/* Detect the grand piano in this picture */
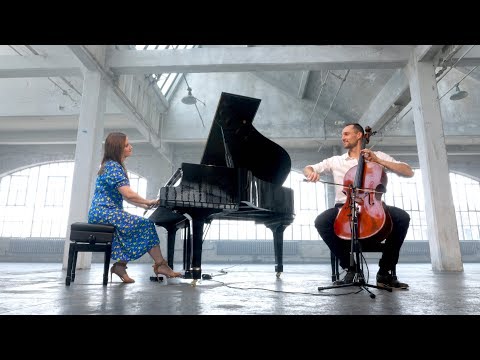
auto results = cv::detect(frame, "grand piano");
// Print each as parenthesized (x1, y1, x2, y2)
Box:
(147, 92, 295, 284)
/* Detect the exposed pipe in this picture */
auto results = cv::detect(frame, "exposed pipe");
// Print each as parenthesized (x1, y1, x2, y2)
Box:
(436, 45, 476, 83)
(308, 70, 331, 131)
(320, 69, 350, 137)
(381, 45, 477, 134)
(439, 65, 478, 100)
(22, 45, 81, 105)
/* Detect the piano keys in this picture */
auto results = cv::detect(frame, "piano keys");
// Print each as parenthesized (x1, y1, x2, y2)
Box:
(148, 92, 295, 284)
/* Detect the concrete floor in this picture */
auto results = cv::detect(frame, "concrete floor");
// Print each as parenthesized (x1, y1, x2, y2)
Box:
(1, 261, 480, 315)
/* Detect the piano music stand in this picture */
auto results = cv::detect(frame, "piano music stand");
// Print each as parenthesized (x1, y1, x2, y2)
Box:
(317, 185, 391, 299)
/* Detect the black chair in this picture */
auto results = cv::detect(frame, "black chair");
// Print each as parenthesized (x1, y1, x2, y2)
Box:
(330, 240, 396, 282)
(66, 222, 115, 286)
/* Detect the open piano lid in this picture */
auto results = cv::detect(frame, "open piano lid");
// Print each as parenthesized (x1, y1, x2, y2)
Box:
(200, 92, 291, 185)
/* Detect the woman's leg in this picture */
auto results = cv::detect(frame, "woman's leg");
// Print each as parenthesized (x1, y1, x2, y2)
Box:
(110, 260, 135, 283)
(148, 245, 182, 278)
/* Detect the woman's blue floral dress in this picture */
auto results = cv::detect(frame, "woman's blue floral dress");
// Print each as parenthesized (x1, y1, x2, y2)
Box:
(88, 160, 159, 262)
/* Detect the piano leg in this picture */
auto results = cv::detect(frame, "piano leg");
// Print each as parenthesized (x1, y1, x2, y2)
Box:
(165, 224, 177, 270)
(165, 219, 191, 271)
(190, 219, 204, 283)
(182, 221, 193, 279)
(267, 223, 288, 278)
(187, 210, 222, 285)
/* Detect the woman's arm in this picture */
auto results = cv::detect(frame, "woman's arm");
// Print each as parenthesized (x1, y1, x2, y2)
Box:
(118, 185, 158, 209)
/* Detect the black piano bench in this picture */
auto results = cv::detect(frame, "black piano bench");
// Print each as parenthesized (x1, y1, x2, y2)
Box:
(65, 222, 115, 286)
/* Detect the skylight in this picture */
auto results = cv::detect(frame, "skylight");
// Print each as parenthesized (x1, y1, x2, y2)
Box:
(135, 45, 196, 96)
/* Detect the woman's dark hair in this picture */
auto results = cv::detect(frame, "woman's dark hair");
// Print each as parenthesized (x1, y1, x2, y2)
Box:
(344, 122, 364, 135)
(98, 132, 128, 175)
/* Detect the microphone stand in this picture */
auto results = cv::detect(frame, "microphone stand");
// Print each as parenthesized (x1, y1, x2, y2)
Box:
(317, 185, 392, 298)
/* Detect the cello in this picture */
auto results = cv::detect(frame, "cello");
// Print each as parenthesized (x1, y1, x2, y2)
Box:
(333, 126, 392, 243)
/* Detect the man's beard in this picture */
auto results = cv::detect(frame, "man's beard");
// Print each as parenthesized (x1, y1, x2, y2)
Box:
(343, 141, 357, 149)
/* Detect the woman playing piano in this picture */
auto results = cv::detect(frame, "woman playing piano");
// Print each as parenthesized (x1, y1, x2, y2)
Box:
(88, 132, 182, 283)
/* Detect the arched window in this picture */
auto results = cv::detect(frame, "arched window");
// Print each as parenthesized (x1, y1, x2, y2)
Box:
(1, 163, 478, 242)
(204, 170, 328, 241)
(450, 172, 480, 240)
(384, 170, 480, 241)
(204, 169, 480, 242)
(0, 161, 147, 238)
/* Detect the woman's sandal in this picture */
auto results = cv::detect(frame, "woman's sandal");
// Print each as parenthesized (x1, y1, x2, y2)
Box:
(153, 260, 182, 280)
(110, 262, 135, 283)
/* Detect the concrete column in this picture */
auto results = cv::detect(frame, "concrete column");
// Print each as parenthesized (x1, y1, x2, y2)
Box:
(405, 51, 463, 272)
(62, 70, 107, 269)
(327, 146, 341, 207)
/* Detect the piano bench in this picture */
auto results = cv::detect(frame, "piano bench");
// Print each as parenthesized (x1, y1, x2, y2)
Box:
(66, 222, 115, 286)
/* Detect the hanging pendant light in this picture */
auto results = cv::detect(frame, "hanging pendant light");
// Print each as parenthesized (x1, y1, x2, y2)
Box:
(181, 87, 198, 105)
(450, 84, 469, 101)
(180, 75, 206, 127)
(181, 76, 205, 106)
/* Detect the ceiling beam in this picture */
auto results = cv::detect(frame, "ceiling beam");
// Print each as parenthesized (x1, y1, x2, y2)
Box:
(360, 46, 447, 132)
(0, 55, 82, 78)
(2, 46, 478, 80)
(106, 46, 412, 74)
(297, 71, 310, 99)
(0, 128, 148, 145)
(453, 57, 480, 67)
(450, 45, 480, 66)
(2, 130, 479, 150)
(159, 135, 480, 147)
(67, 46, 102, 72)
(415, 45, 445, 62)
(359, 69, 410, 131)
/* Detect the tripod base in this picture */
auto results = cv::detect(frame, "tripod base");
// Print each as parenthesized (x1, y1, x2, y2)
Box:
(318, 274, 392, 299)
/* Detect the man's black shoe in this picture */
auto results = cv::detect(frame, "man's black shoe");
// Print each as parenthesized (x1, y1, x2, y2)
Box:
(333, 269, 355, 285)
(376, 272, 409, 290)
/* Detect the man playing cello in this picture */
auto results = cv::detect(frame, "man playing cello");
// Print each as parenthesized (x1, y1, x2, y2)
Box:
(303, 123, 414, 289)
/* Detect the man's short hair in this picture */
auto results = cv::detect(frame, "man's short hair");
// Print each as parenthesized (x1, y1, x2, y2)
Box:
(345, 122, 364, 135)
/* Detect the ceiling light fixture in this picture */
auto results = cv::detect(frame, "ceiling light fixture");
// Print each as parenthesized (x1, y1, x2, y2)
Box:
(181, 87, 198, 105)
(449, 84, 469, 101)
(181, 75, 206, 127)
(181, 76, 206, 106)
